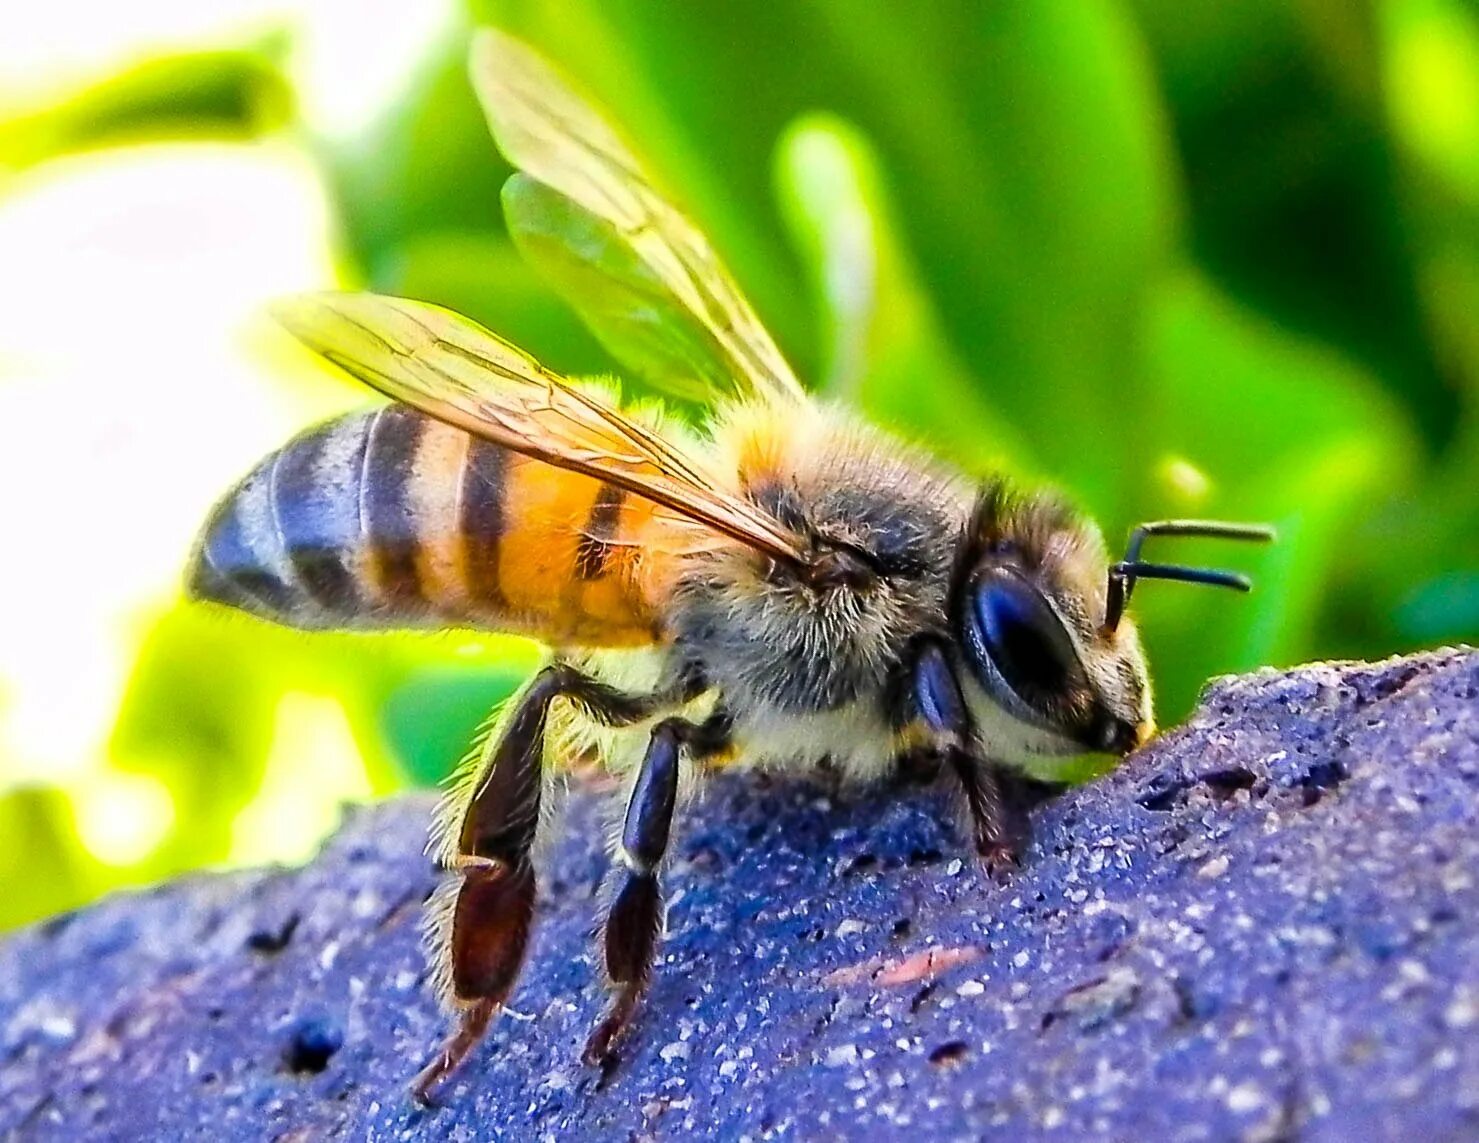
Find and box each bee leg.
[413,663,689,1104]
[909,642,1024,872]
[583,710,731,1066]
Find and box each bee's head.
[949,481,1273,769]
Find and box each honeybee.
[188,29,1273,1101]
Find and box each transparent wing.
[469,27,808,407]
[273,292,810,565]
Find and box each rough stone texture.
[2,649,1477,1142]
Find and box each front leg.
[909,641,1025,871]
[584,709,731,1066]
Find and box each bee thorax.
[671,415,972,718]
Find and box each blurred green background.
[1,0,1475,932]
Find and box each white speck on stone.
[1197,855,1230,879]
[946,858,963,876]
[718,1059,739,1079]
[1226,1082,1267,1113]
[825,1043,860,1068]
[1012,950,1031,969]
[956,979,985,998]
[660,1041,691,1063]
[1444,987,1477,1028]
[1399,959,1430,984]
[318,940,340,971]
[836,919,867,939]
[393,969,418,992]
[38,1013,75,1041]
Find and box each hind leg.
[412,663,689,1103]
[584,709,731,1065]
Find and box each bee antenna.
[1103,519,1276,634]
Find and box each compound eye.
[964,569,1085,710]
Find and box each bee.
[187,29,1274,1101]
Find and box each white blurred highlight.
[230,692,372,866]
[72,769,176,867]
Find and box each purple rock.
[1,649,1476,1140]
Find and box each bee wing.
[469,27,808,408]
[273,292,810,565]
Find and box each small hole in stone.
[928,1040,970,1067]
[1301,759,1348,792]
[910,982,937,1013]
[907,847,943,867]
[1136,774,1187,812]
[1200,766,1256,798]
[283,1017,343,1075]
[891,918,912,940]
[39,911,77,941]
[246,912,300,954]
[850,853,879,873]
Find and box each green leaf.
[805,0,1181,514]
[380,660,535,787]
[0,787,92,932]
[313,20,509,276]
[1130,269,1418,719]
[0,45,291,170]
[773,114,1034,476]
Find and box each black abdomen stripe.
[192,488,296,616]
[191,431,310,622]
[191,407,432,627]
[460,436,507,605]
[269,415,370,611]
[575,482,626,579]
[361,405,427,609]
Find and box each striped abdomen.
[188,405,664,646]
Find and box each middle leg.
[584,709,731,1065]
